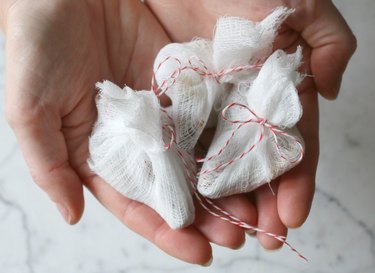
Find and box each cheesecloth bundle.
[197,48,304,198]
[153,40,222,151]
[88,81,195,229]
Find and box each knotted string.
[153,55,307,262]
[198,102,304,175]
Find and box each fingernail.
[202,257,213,267]
[56,203,71,224]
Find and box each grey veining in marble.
[1,0,375,272]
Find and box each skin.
[145,0,356,250]
[0,0,356,265]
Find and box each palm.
[58,1,172,179]
[5,0,243,264]
[146,0,319,249]
[6,1,167,181]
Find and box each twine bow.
[198,102,304,175]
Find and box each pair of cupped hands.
[0,0,356,265]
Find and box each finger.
[84,176,212,265]
[6,106,85,224]
[194,194,257,249]
[277,89,319,228]
[289,1,357,99]
[255,180,287,250]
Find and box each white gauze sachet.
[153,39,223,150]
[88,81,195,229]
[198,48,305,198]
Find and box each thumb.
[296,0,357,99]
[6,102,85,224]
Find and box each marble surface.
[0,1,374,272]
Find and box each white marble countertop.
[1,1,374,272]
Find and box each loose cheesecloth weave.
[88,7,305,229]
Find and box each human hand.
[145,0,356,249]
[1,0,260,265]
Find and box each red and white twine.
[198,102,304,175]
[155,56,307,262]
[151,56,262,97]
